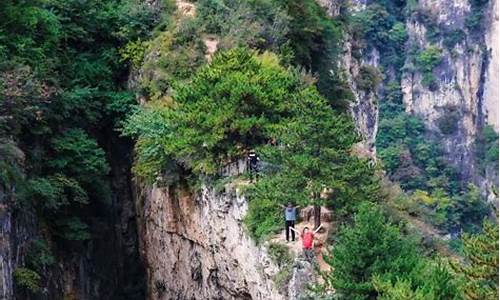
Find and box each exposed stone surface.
[287,259,314,300]
[484,0,499,131]
[326,0,498,198]
[326,2,380,159]
[135,182,286,300]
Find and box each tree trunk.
[314,204,321,230]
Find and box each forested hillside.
[1,0,498,299]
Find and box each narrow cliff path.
[175,0,219,61]
[270,206,333,274]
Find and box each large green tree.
[320,202,460,299]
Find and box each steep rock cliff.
[134,179,286,300]
[401,0,491,180]
[324,0,498,195]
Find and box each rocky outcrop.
[401,0,486,180]
[323,0,380,158]
[135,181,286,300]
[287,259,314,300]
[484,0,499,131]
[325,0,498,194]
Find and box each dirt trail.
[176,0,196,17]
[174,0,219,61]
[204,36,219,62]
[270,206,333,274]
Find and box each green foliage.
[27,175,88,211]
[244,88,379,240]
[56,217,92,241]
[268,243,293,291]
[245,195,284,240]
[466,0,489,31]
[1,0,161,250]
[350,3,408,70]
[49,129,110,182]
[268,242,293,268]
[443,29,466,49]
[321,202,421,299]
[196,0,289,51]
[14,268,41,293]
[374,263,461,300]
[414,46,442,89]
[451,219,499,300]
[475,125,499,175]
[356,65,383,93]
[437,107,460,135]
[0,139,25,189]
[120,39,149,68]
[318,202,461,299]
[26,239,56,272]
[126,48,307,175]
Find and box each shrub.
[414,46,442,89]
[474,125,499,174]
[268,242,293,267]
[26,239,55,272]
[356,65,383,93]
[244,196,283,242]
[120,39,149,68]
[320,202,421,298]
[14,268,41,293]
[437,108,460,135]
[318,202,461,299]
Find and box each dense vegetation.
[319,202,462,299]
[1,0,498,299]
[0,0,165,296]
[351,0,494,235]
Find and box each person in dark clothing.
[281,202,299,241]
[247,150,260,182]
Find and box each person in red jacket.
[291,224,323,261]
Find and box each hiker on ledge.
[247,149,260,182]
[280,202,299,242]
[291,225,323,261]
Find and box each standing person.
[281,203,299,242]
[247,149,260,182]
[291,224,323,261]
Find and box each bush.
[26,239,55,272]
[14,268,41,293]
[320,202,421,298]
[268,242,293,267]
[356,65,383,93]
[475,125,499,174]
[318,202,461,299]
[244,197,283,242]
[415,46,442,89]
[437,108,460,135]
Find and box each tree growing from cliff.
[125,48,325,177]
[255,92,379,228]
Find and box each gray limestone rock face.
[287,259,315,300]
[135,182,287,300]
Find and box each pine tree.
[452,219,499,300]
[321,202,421,299]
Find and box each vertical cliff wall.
[324,0,499,193]
[135,179,286,300]
[401,0,493,181]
